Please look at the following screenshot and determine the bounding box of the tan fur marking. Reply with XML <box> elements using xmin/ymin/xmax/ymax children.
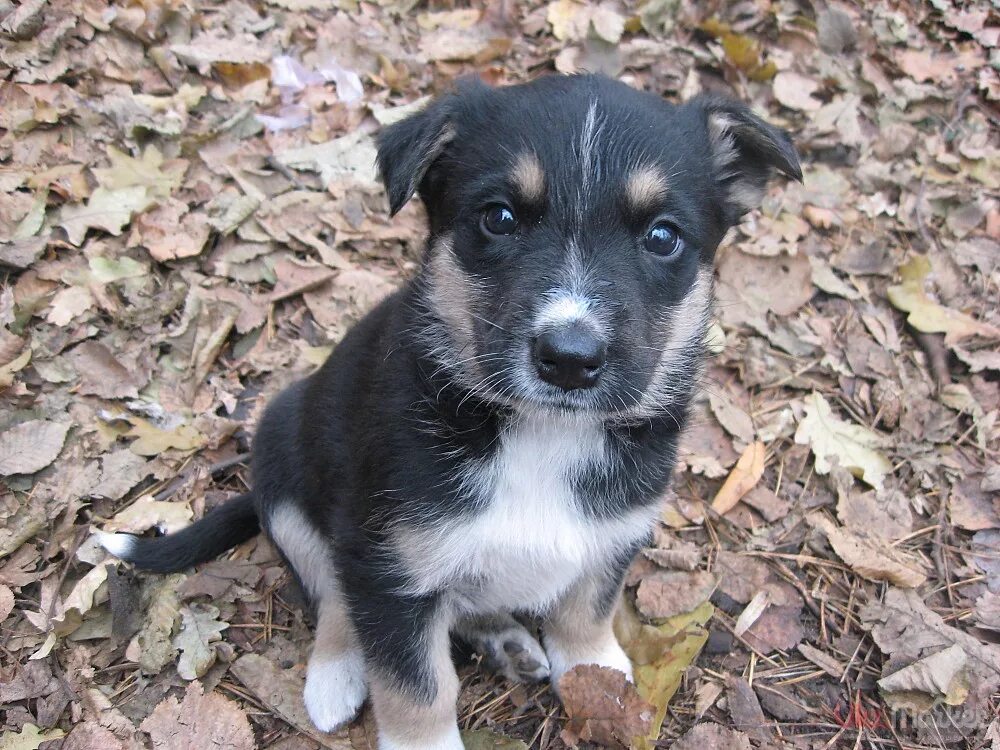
<box><xmin>511</xmin><ymin>151</ymin><xmax>545</xmax><ymax>202</ymax></box>
<box><xmin>369</xmin><ymin>613</ymin><xmax>462</xmax><ymax>749</ymax></box>
<box><xmin>426</xmin><ymin>235</ymin><xmax>481</xmax><ymax>372</ymax></box>
<box><xmin>625</xmin><ymin>166</ymin><xmax>669</xmax><ymax>211</ymax></box>
<box><xmin>311</xmin><ymin>594</ymin><xmax>359</xmax><ymax>661</ymax></box>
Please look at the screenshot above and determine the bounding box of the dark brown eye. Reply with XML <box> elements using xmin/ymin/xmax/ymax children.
<box><xmin>644</xmin><ymin>222</ymin><xmax>684</xmax><ymax>258</ymax></box>
<box><xmin>482</xmin><ymin>205</ymin><xmax>518</xmax><ymax>235</ymax></box>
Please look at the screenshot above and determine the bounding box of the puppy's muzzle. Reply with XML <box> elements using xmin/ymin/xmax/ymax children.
<box><xmin>533</xmin><ymin>324</ymin><xmax>607</xmax><ymax>391</ymax></box>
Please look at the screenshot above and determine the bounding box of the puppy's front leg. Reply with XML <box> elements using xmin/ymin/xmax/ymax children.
<box><xmin>366</xmin><ymin>603</ymin><xmax>463</xmax><ymax>750</ymax></box>
<box><xmin>542</xmin><ymin>575</ymin><xmax>632</xmax><ymax>692</ymax></box>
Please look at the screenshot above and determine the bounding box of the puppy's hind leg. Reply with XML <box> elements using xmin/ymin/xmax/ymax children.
<box><xmin>304</xmin><ymin>593</ymin><xmax>368</xmax><ymax>732</ymax></box>
<box><xmin>454</xmin><ymin>613</ymin><xmax>550</xmax><ymax>683</ymax></box>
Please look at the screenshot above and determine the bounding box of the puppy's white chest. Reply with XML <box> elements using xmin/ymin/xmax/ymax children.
<box><xmin>398</xmin><ymin>413</ymin><xmax>655</xmax><ymax>613</ymax></box>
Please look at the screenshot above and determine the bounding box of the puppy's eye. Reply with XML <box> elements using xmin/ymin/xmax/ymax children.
<box><xmin>644</xmin><ymin>222</ymin><xmax>684</xmax><ymax>258</ymax></box>
<box><xmin>482</xmin><ymin>205</ymin><xmax>518</xmax><ymax>235</ymax></box>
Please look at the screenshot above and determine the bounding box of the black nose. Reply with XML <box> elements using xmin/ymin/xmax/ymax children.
<box><xmin>533</xmin><ymin>325</ymin><xmax>607</xmax><ymax>391</ymax></box>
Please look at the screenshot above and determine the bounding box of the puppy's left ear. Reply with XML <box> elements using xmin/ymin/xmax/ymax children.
<box><xmin>376</xmin><ymin>97</ymin><xmax>456</xmax><ymax>216</ymax></box>
<box><xmin>689</xmin><ymin>95</ymin><xmax>802</xmax><ymax>221</ymax></box>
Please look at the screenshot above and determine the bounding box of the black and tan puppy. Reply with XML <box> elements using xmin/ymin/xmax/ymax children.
<box><xmin>98</xmin><ymin>74</ymin><xmax>800</xmax><ymax>749</ymax></box>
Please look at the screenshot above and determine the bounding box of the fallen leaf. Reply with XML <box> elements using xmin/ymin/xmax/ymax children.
<box><xmin>460</xmin><ymin>729</ymin><xmax>528</xmax><ymax>750</ymax></box>
<box><xmin>102</xmin><ymin>494</ymin><xmax>193</xmax><ymax>534</ymax></box>
<box><xmin>58</xmin><ymin>186</ymin><xmax>156</xmax><ymax>246</ymax></box>
<box><xmin>742</xmin><ymin>604</ymin><xmax>805</xmax><ymax>653</ymax></box>
<box><xmin>131</xmin><ymin>574</ymin><xmax>184</xmax><ymax>675</ymax></box>
<box><xmin>887</xmin><ymin>257</ymin><xmax>1000</xmax><ymax>344</ymax></box>
<box><xmin>772</xmin><ymin>72</ymin><xmax>823</xmax><ymax>111</ymax></box>
<box><xmin>140</xmin><ymin>680</ymin><xmax>254</xmax><ymax>750</ymax></box>
<box><xmin>672</xmin><ymin>722</ymin><xmax>751</xmax><ymax>750</ymax></box>
<box><xmin>636</xmin><ymin>571</ymin><xmax>717</xmax><ymax>619</ymax></box>
<box><xmin>711</xmin><ymin>441</ymin><xmax>766</xmax><ymax>515</ymax></box>
<box><xmin>794</xmin><ymin>392</ymin><xmax>892</xmax><ymax>490</ymax></box>
<box><xmin>67</xmin><ymin>340</ymin><xmax>150</xmax><ymax>399</ymax></box>
<box><xmin>125</xmin><ymin>417</ymin><xmax>206</xmax><ymax>457</ymax></box>
<box><xmin>861</xmin><ymin>588</ymin><xmax>1000</xmax><ymax>709</ymax></box>
<box><xmin>724</xmin><ymin>675</ymin><xmax>771</xmax><ymax>743</ymax></box>
<box><xmin>614</xmin><ymin>598</ymin><xmax>712</xmax><ymax>749</ymax></box>
<box><xmin>0</xmin><ymin>584</ymin><xmax>13</xmax><ymax>621</ymax></box>
<box><xmin>878</xmin><ymin>643</ymin><xmax>970</xmax><ymax>711</ymax></box>
<box><xmin>174</xmin><ymin>603</ymin><xmax>228</xmax><ymax>680</ymax></box>
<box><xmin>0</xmin><ymin>724</ymin><xmax>65</xmax><ymax>750</ymax></box>
<box><xmin>810</xmin><ymin>513</ymin><xmax>927</xmax><ymax>587</ymax></box>
<box><xmin>0</xmin><ymin>420</ymin><xmax>70</xmax><ymax>476</ymax></box>
<box><xmin>560</xmin><ymin>665</ymin><xmax>654</xmax><ymax>748</ymax></box>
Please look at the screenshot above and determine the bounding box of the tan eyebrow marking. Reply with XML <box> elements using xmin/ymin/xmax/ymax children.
<box><xmin>625</xmin><ymin>165</ymin><xmax>670</xmax><ymax>212</ymax></box>
<box><xmin>510</xmin><ymin>151</ymin><xmax>545</xmax><ymax>202</ymax></box>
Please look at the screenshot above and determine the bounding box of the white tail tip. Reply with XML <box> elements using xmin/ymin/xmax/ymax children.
<box><xmin>95</xmin><ymin>531</ymin><xmax>137</xmax><ymax>559</ymax></box>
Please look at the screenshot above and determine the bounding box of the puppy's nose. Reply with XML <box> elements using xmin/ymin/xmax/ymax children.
<box><xmin>533</xmin><ymin>325</ymin><xmax>607</xmax><ymax>391</ymax></box>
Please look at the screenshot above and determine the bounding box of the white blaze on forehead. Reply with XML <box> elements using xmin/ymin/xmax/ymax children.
<box><xmin>579</xmin><ymin>99</ymin><xmax>603</xmax><ymax>191</ymax></box>
<box><xmin>533</xmin><ymin>291</ymin><xmax>600</xmax><ymax>333</ymax></box>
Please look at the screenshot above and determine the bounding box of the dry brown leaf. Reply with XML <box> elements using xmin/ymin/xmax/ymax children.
<box><xmin>559</xmin><ymin>664</ymin><xmax>654</xmax><ymax>749</ymax></box>
<box><xmin>103</xmin><ymin>494</ymin><xmax>193</xmax><ymax>534</ymax></box>
<box><xmin>711</xmin><ymin>441</ymin><xmax>766</xmax><ymax>515</ymax></box>
<box><xmin>636</xmin><ymin>571</ymin><xmax>717</xmax><ymax>619</ymax></box>
<box><xmin>810</xmin><ymin>514</ymin><xmax>927</xmax><ymax>587</ymax></box>
<box><xmin>772</xmin><ymin>72</ymin><xmax>823</xmax><ymax>111</ymax></box>
<box><xmin>672</xmin><ymin>722</ymin><xmax>751</xmax><ymax>750</ymax></box>
<box><xmin>724</xmin><ymin>675</ymin><xmax>771</xmax><ymax>743</ymax></box>
<box><xmin>0</xmin><ymin>420</ymin><xmax>70</xmax><ymax>476</ymax></box>
<box><xmin>67</xmin><ymin>341</ymin><xmax>150</xmax><ymax>400</ymax></box>
<box><xmin>878</xmin><ymin>643</ymin><xmax>970</xmax><ymax>711</ymax></box>
<box><xmin>140</xmin><ymin>680</ymin><xmax>254</xmax><ymax>750</ymax></box>
<box><xmin>861</xmin><ymin>588</ymin><xmax>1000</xmax><ymax>710</ymax></box>
<box><xmin>231</xmin><ymin>654</ymin><xmax>353</xmax><ymax>748</ymax></box>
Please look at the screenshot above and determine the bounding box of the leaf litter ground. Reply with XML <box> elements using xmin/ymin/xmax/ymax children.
<box><xmin>1</xmin><ymin>0</ymin><xmax>999</xmax><ymax>748</ymax></box>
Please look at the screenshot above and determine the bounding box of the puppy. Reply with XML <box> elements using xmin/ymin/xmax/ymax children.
<box><xmin>98</xmin><ymin>74</ymin><xmax>800</xmax><ymax>750</ymax></box>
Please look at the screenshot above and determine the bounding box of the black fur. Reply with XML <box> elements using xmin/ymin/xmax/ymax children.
<box><xmin>105</xmin><ymin>74</ymin><xmax>800</xmax><ymax>738</ymax></box>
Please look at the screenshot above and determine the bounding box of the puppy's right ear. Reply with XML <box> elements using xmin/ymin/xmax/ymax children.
<box><xmin>376</xmin><ymin>98</ymin><xmax>456</xmax><ymax>216</ymax></box>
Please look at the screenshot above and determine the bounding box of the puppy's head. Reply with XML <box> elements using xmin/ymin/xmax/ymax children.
<box><xmin>378</xmin><ymin>75</ymin><xmax>800</xmax><ymax>417</ymax></box>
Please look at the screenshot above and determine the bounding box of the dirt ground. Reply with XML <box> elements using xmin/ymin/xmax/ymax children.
<box><xmin>1</xmin><ymin>0</ymin><xmax>999</xmax><ymax>748</ymax></box>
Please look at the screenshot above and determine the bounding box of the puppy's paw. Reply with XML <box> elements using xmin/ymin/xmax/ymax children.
<box><xmin>494</xmin><ymin>629</ymin><xmax>551</xmax><ymax>683</ymax></box>
<box><xmin>476</xmin><ymin>625</ymin><xmax>550</xmax><ymax>683</ymax></box>
<box><xmin>304</xmin><ymin>651</ymin><xmax>368</xmax><ymax>732</ymax></box>
<box><xmin>546</xmin><ymin>639</ymin><xmax>633</xmax><ymax>694</ymax></box>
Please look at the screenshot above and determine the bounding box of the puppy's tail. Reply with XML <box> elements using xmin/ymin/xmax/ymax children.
<box><xmin>96</xmin><ymin>493</ymin><xmax>259</xmax><ymax>573</ymax></box>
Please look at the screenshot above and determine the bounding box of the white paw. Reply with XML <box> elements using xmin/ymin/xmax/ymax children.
<box><xmin>378</xmin><ymin>723</ymin><xmax>463</xmax><ymax>750</ymax></box>
<box><xmin>478</xmin><ymin>626</ymin><xmax>551</xmax><ymax>683</ymax></box>
<box><xmin>304</xmin><ymin>652</ymin><xmax>368</xmax><ymax>732</ymax></box>
<box><xmin>546</xmin><ymin>639</ymin><xmax>633</xmax><ymax>693</ymax></box>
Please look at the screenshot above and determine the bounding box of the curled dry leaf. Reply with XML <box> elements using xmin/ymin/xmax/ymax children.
<box><xmin>711</xmin><ymin>441</ymin><xmax>766</xmax><ymax>515</ymax></box>
<box><xmin>861</xmin><ymin>587</ymin><xmax>1000</xmax><ymax>711</ymax></box>
<box><xmin>140</xmin><ymin>680</ymin><xmax>254</xmax><ymax>750</ymax></box>
<box><xmin>809</xmin><ymin>513</ymin><xmax>927</xmax><ymax>587</ymax></box>
<box><xmin>0</xmin><ymin>420</ymin><xmax>70</xmax><ymax>476</ymax></box>
<box><xmin>878</xmin><ymin>643</ymin><xmax>970</xmax><ymax>711</ymax></box>
<box><xmin>559</xmin><ymin>664</ymin><xmax>654</xmax><ymax>749</ymax></box>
